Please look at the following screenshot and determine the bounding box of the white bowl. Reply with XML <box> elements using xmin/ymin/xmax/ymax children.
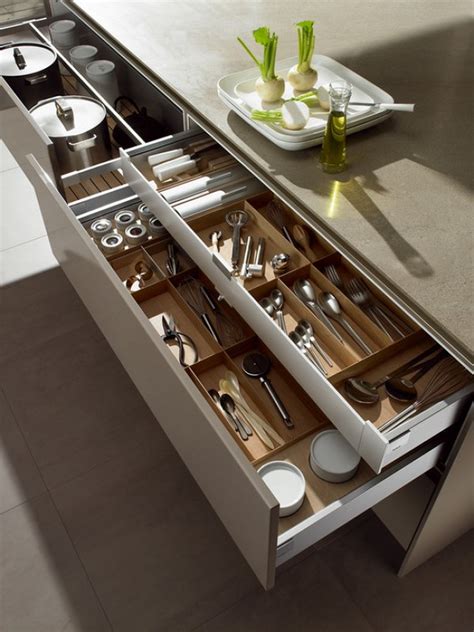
<box><xmin>257</xmin><ymin>461</ymin><xmax>306</xmax><ymax>517</ymax></box>
<box><xmin>310</xmin><ymin>429</ymin><xmax>360</xmax><ymax>483</ymax></box>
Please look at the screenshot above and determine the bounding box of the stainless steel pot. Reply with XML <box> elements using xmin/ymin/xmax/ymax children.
<box><xmin>0</xmin><ymin>42</ymin><xmax>62</xmax><ymax>109</ymax></box>
<box><xmin>29</xmin><ymin>95</ymin><xmax>112</xmax><ymax>172</ymax></box>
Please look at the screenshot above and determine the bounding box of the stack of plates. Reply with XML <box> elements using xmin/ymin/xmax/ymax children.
<box><xmin>310</xmin><ymin>429</ymin><xmax>361</xmax><ymax>483</ymax></box>
<box><xmin>217</xmin><ymin>54</ymin><xmax>393</xmax><ymax>151</ymax></box>
<box><xmin>257</xmin><ymin>461</ymin><xmax>306</xmax><ymax>517</ymax></box>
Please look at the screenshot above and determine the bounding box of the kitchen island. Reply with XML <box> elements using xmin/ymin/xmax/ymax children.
<box><xmin>64</xmin><ymin>0</ymin><xmax>473</xmax><ymax>369</ymax></box>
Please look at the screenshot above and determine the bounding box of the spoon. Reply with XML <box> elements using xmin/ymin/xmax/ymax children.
<box><xmin>296</xmin><ymin>319</ymin><xmax>334</xmax><ymax>367</ymax></box>
<box><xmin>292</xmin><ymin>225</ymin><xmax>318</xmax><ymax>260</ymax></box>
<box><xmin>259</xmin><ymin>297</ymin><xmax>275</xmax><ymax>320</ymax></box>
<box><xmin>293</xmin><ymin>279</ymin><xmax>343</xmax><ymax>342</ymax></box>
<box><xmin>209</xmin><ymin>230</ymin><xmax>222</xmax><ymax>253</ymax></box>
<box><xmin>208</xmin><ymin>388</ymin><xmax>240</xmax><ymax>434</ymax></box>
<box><xmin>294</xmin><ymin>325</ymin><xmax>328</xmax><ymax>375</ymax></box>
<box><xmin>384</xmin><ymin>351</ymin><xmax>446</xmax><ymax>403</ymax></box>
<box><xmin>224</xmin><ymin>371</ymin><xmax>284</xmax><ymax>445</ymax></box>
<box><xmin>318</xmin><ymin>292</ymin><xmax>372</xmax><ymax>355</ymax></box>
<box><xmin>243</xmin><ymin>352</ymin><xmax>294</xmax><ymax>429</ymax></box>
<box><xmin>220</xmin><ymin>393</ymin><xmax>250</xmax><ymax>440</ymax></box>
<box><xmin>343</xmin><ymin>346</ymin><xmax>443</xmax><ymax>405</ymax></box>
<box><xmin>219</xmin><ymin>378</ymin><xmax>274</xmax><ymax>448</ymax></box>
<box><xmin>270</xmin><ymin>288</ymin><xmax>287</xmax><ymax>334</ymax></box>
<box><xmin>225</xmin><ymin>210</ymin><xmax>248</xmax><ymax>272</ymax></box>
<box><xmin>289</xmin><ymin>331</ymin><xmax>325</xmax><ymax>374</ymax></box>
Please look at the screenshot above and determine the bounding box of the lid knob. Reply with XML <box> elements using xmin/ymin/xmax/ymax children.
<box><xmin>13</xmin><ymin>47</ymin><xmax>26</xmax><ymax>70</ymax></box>
<box><xmin>55</xmin><ymin>98</ymin><xmax>74</xmax><ymax>129</ymax></box>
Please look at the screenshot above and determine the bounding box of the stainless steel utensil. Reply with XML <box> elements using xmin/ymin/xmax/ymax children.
<box><xmin>350</xmin><ymin>102</ymin><xmax>415</xmax><ymax>111</ymax></box>
<box><xmin>247</xmin><ymin>237</ymin><xmax>266</xmax><ymax>278</ymax></box>
<box><xmin>225</xmin><ymin>210</ymin><xmax>248</xmax><ymax>273</ymax></box>
<box><xmin>294</xmin><ymin>325</ymin><xmax>329</xmax><ymax>375</ymax></box>
<box><xmin>165</xmin><ymin>242</ymin><xmax>180</xmax><ymax>276</ymax></box>
<box><xmin>199</xmin><ymin>284</ymin><xmax>245</xmax><ymax>347</ymax></box>
<box><xmin>243</xmin><ymin>352</ymin><xmax>294</xmax><ymax>428</ymax></box>
<box><xmin>209</xmin><ymin>230</ymin><xmax>222</xmax><ymax>253</ymax></box>
<box><xmin>293</xmin><ymin>278</ymin><xmax>343</xmax><ymax>342</ymax></box>
<box><xmin>292</xmin><ymin>225</ymin><xmax>318</xmax><ymax>260</ymax></box>
<box><xmin>350</xmin><ymin>277</ymin><xmax>408</xmax><ymax>337</ymax></box>
<box><xmin>265</xmin><ymin>199</ymin><xmax>294</xmax><ymax>244</ymax></box>
<box><xmin>289</xmin><ymin>331</ymin><xmax>325</xmax><ymax>374</ymax></box>
<box><xmin>271</xmin><ymin>253</ymin><xmax>290</xmax><ymax>275</ymax></box>
<box><xmin>220</xmin><ymin>394</ymin><xmax>250</xmax><ymax>440</ymax></box>
<box><xmin>240</xmin><ymin>235</ymin><xmax>253</xmax><ymax>278</ymax></box>
<box><xmin>208</xmin><ymin>388</ymin><xmax>246</xmax><ymax>439</ymax></box>
<box><xmin>296</xmin><ymin>319</ymin><xmax>334</xmax><ymax>367</ymax></box>
<box><xmin>269</xmin><ymin>288</ymin><xmax>287</xmax><ymax>334</ymax></box>
<box><xmin>259</xmin><ymin>297</ymin><xmax>275</xmax><ymax>320</ymax></box>
<box><xmin>346</xmin><ymin>278</ymin><xmax>394</xmax><ymax>339</ymax></box>
<box><xmin>318</xmin><ymin>292</ymin><xmax>373</xmax><ymax>355</ymax></box>
<box><xmin>178</xmin><ymin>278</ymin><xmax>221</xmax><ymax>345</ymax></box>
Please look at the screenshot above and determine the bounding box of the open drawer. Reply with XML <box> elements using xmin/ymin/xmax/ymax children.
<box><xmin>116</xmin><ymin>147</ymin><xmax>472</xmax><ymax>473</ymax></box>
<box><xmin>24</xmin><ymin>153</ymin><xmax>463</xmax><ymax>591</ymax></box>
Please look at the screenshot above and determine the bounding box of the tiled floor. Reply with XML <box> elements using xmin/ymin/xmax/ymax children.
<box><xmin>0</xmin><ymin>139</ymin><xmax>473</xmax><ymax>631</ymax></box>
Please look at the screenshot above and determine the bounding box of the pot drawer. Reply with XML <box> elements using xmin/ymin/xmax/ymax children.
<box><xmin>23</xmin><ymin>153</ymin><xmax>458</xmax><ymax>592</ymax></box>
<box><xmin>117</xmin><ymin>147</ymin><xmax>473</xmax><ymax>473</ymax></box>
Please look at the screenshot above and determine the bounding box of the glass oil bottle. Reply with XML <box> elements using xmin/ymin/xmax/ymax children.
<box><xmin>320</xmin><ymin>81</ymin><xmax>352</xmax><ymax>173</ymax></box>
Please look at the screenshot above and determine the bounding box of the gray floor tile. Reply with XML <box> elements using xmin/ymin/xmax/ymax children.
<box><xmin>194</xmin><ymin>548</ymin><xmax>373</xmax><ymax>632</ymax></box>
<box><xmin>0</xmin><ymin>166</ymin><xmax>47</xmax><ymax>251</ymax></box>
<box><xmin>319</xmin><ymin>514</ymin><xmax>474</xmax><ymax>632</ymax></box>
<box><xmin>0</xmin><ymin>388</ymin><xmax>45</xmax><ymax>514</ymax></box>
<box><xmin>51</xmin><ymin>432</ymin><xmax>259</xmax><ymax>632</ymax></box>
<box><xmin>1</xmin><ymin>323</ymin><xmax>157</xmax><ymax>489</ymax></box>
<box><xmin>0</xmin><ymin>494</ymin><xmax>110</xmax><ymax>632</ymax></box>
<box><xmin>0</xmin><ymin>266</ymin><xmax>91</xmax><ymax>364</ymax></box>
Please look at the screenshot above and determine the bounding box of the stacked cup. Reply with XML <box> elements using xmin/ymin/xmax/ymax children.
<box><xmin>49</xmin><ymin>20</ymin><xmax>79</xmax><ymax>74</ymax></box>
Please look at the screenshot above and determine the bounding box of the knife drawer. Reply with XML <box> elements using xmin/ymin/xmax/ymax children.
<box><xmin>24</xmin><ymin>153</ymin><xmax>464</xmax><ymax>591</ymax></box>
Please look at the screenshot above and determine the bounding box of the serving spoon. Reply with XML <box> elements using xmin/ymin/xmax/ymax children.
<box><xmin>293</xmin><ymin>278</ymin><xmax>343</xmax><ymax>342</ymax></box>
<box><xmin>270</xmin><ymin>288</ymin><xmax>287</xmax><ymax>333</ymax></box>
<box><xmin>318</xmin><ymin>292</ymin><xmax>372</xmax><ymax>355</ymax></box>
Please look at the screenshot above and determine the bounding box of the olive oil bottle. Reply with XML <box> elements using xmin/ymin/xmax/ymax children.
<box><xmin>320</xmin><ymin>81</ymin><xmax>352</xmax><ymax>173</ymax></box>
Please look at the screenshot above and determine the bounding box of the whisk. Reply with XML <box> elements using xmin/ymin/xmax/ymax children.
<box><xmin>379</xmin><ymin>357</ymin><xmax>472</xmax><ymax>433</ymax></box>
<box><xmin>178</xmin><ymin>278</ymin><xmax>245</xmax><ymax>347</ymax></box>
<box><xmin>265</xmin><ymin>199</ymin><xmax>294</xmax><ymax>245</ymax></box>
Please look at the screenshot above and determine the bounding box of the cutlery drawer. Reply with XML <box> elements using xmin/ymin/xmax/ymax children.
<box><xmin>117</xmin><ymin>147</ymin><xmax>473</xmax><ymax>473</ymax></box>
<box><xmin>24</xmin><ymin>154</ymin><xmax>461</xmax><ymax>591</ymax></box>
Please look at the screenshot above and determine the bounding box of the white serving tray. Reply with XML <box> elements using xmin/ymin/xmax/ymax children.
<box><xmin>217</xmin><ymin>55</ymin><xmax>394</xmax><ymax>151</ymax></box>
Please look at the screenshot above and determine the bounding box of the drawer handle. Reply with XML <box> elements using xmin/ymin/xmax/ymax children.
<box><xmin>25</xmin><ymin>73</ymin><xmax>48</xmax><ymax>85</ymax></box>
<box><xmin>67</xmin><ymin>134</ymin><xmax>97</xmax><ymax>152</ymax></box>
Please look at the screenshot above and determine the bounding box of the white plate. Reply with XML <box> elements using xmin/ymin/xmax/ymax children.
<box><xmin>310</xmin><ymin>429</ymin><xmax>361</xmax><ymax>483</ymax></box>
<box><xmin>217</xmin><ymin>55</ymin><xmax>393</xmax><ymax>151</ymax></box>
<box><xmin>257</xmin><ymin>460</ymin><xmax>306</xmax><ymax>517</ymax></box>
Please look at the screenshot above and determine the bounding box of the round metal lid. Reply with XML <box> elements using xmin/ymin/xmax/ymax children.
<box><xmin>29</xmin><ymin>96</ymin><xmax>107</xmax><ymax>137</ymax></box>
<box><xmin>0</xmin><ymin>43</ymin><xmax>56</xmax><ymax>77</ymax></box>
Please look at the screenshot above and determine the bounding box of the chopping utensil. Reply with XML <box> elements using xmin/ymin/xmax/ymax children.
<box><xmin>220</xmin><ymin>394</ymin><xmax>250</xmax><ymax>440</ymax></box>
<box><xmin>292</xmin><ymin>225</ymin><xmax>318</xmax><ymax>260</ymax></box>
<box><xmin>161</xmin><ymin>313</ymin><xmax>198</xmax><ymax>367</ymax></box>
<box><xmin>296</xmin><ymin>319</ymin><xmax>333</xmax><ymax>367</ymax></box>
<box><xmin>269</xmin><ymin>288</ymin><xmax>287</xmax><ymax>334</ymax></box>
<box><xmin>243</xmin><ymin>352</ymin><xmax>294</xmax><ymax>429</ymax></box>
<box><xmin>318</xmin><ymin>292</ymin><xmax>373</xmax><ymax>355</ymax></box>
<box><xmin>293</xmin><ymin>278</ymin><xmax>343</xmax><ymax>342</ymax></box>
<box><xmin>209</xmin><ymin>230</ymin><xmax>223</xmax><ymax>253</ymax></box>
<box><xmin>271</xmin><ymin>253</ymin><xmax>290</xmax><ymax>275</ymax></box>
<box><xmin>379</xmin><ymin>358</ymin><xmax>471</xmax><ymax>433</ymax></box>
<box><xmin>265</xmin><ymin>199</ymin><xmax>294</xmax><ymax>244</ymax></box>
<box><xmin>289</xmin><ymin>331</ymin><xmax>325</xmax><ymax>374</ymax></box>
<box><xmin>225</xmin><ymin>210</ymin><xmax>248</xmax><ymax>273</ymax></box>
<box><xmin>344</xmin><ymin>345</ymin><xmax>439</xmax><ymax>405</ymax></box>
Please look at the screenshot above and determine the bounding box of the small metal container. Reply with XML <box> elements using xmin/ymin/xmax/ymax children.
<box><xmin>137</xmin><ymin>202</ymin><xmax>153</xmax><ymax>223</ymax></box>
<box><xmin>114</xmin><ymin>209</ymin><xmax>136</xmax><ymax>232</ymax></box>
<box><xmin>148</xmin><ymin>216</ymin><xmax>163</xmax><ymax>236</ymax></box>
<box><xmin>100</xmin><ymin>232</ymin><xmax>123</xmax><ymax>255</ymax></box>
<box><xmin>0</xmin><ymin>42</ymin><xmax>62</xmax><ymax>109</ymax></box>
<box><xmin>90</xmin><ymin>217</ymin><xmax>113</xmax><ymax>241</ymax></box>
<box><xmin>125</xmin><ymin>223</ymin><xmax>148</xmax><ymax>246</ymax></box>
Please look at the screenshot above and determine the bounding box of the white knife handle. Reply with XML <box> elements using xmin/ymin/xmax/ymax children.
<box><xmin>148</xmin><ymin>148</ymin><xmax>184</xmax><ymax>166</ymax></box>
<box><xmin>161</xmin><ymin>170</ymin><xmax>232</xmax><ymax>203</ymax></box>
<box><xmin>154</xmin><ymin>158</ymin><xmax>196</xmax><ymax>182</ymax></box>
<box><xmin>383</xmin><ymin>103</ymin><xmax>415</xmax><ymax>112</ymax></box>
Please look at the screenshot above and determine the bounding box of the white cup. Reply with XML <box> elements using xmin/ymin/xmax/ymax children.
<box><xmin>86</xmin><ymin>59</ymin><xmax>120</xmax><ymax>106</ymax></box>
<box><xmin>70</xmin><ymin>45</ymin><xmax>98</xmax><ymax>93</ymax></box>
<box><xmin>49</xmin><ymin>19</ymin><xmax>78</xmax><ymax>48</ymax></box>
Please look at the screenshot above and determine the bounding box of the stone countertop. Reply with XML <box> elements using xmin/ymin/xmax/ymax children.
<box><xmin>68</xmin><ymin>0</ymin><xmax>473</xmax><ymax>367</ymax></box>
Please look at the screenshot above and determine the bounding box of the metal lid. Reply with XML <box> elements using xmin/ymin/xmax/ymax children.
<box><xmin>0</xmin><ymin>42</ymin><xmax>56</xmax><ymax>77</ymax></box>
<box><xmin>29</xmin><ymin>96</ymin><xmax>107</xmax><ymax>138</ymax></box>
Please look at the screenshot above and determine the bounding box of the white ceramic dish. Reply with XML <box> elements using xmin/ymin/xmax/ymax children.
<box><xmin>257</xmin><ymin>461</ymin><xmax>306</xmax><ymax>517</ymax></box>
<box><xmin>310</xmin><ymin>429</ymin><xmax>361</xmax><ymax>483</ymax></box>
<box><xmin>217</xmin><ymin>55</ymin><xmax>394</xmax><ymax>151</ymax></box>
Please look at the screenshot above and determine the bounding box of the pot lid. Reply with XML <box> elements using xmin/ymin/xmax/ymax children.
<box><xmin>0</xmin><ymin>43</ymin><xmax>56</xmax><ymax>77</ymax></box>
<box><xmin>29</xmin><ymin>96</ymin><xmax>107</xmax><ymax>137</ymax></box>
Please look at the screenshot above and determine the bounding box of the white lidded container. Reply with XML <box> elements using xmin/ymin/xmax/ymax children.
<box><xmin>49</xmin><ymin>19</ymin><xmax>78</xmax><ymax>48</ymax></box>
<box><xmin>257</xmin><ymin>461</ymin><xmax>306</xmax><ymax>517</ymax></box>
<box><xmin>70</xmin><ymin>45</ymin><xmax>98</xmax><ymax>72</ymax></box>
<box><xmin>86</xmin><ymin>59</ymin><xmax>119</xmax><ymax>106</ymax></box>
<box><xmin>310</xmin><ymin>429</ymin><xmax>361</xmax><ymax>483</ymax></box>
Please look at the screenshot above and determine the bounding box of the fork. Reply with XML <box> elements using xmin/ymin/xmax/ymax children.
<box><xmin>349</xmin><ymin>278</ymin><xmax>407</xmax><ymax>337</ymax></box>
<box><xmin>324</xmin><ymin>264</ymin><xmax>345</xmax><ymax>291</ymax></box>
<box><xmin>346</xmin><ymin>279</ymin><xmax>394</xmax><ymax>339</ymax></box>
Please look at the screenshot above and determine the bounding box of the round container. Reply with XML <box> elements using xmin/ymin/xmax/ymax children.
<box><xmin>100</xmin><ymin>232</ymin><xmax>123</xmax><ymax>255</ymax></box>
<box><xmin>148</xmin><ymin>216</ymin><xmax>163</xmax><ymax>236</ymax></box>
<box><xmin>90</xmin><ymin>217</ymin><xmax>113</xmax><ymax>241</ymax></box>
<box><xmin>70</xmin><ymin>44</ymin><xmax>98</xmax><ymax>72</ymax></box>
<box><xmin>49</xmin><ymin>20</ymin><xmax>78</xmax><ymax>48</ymax></box>
<box><xmin>0</xmin><ymin>42</ymin><xmax>62</xmax><ymax>109</ymax></box>
<box><xmin>309</xmin><ymin>429</ymin><xmax>361</xmax><ymax>483</ymax></box>
<box><xmin>114</xmin><ymin>210</ymin><xmax>136</xmax><ymax>232</ymax></box>
<box><xmin>257</xmin><ymin>461</ymin><xmax>305</xmax><ymax>517</ymax></box>
<box><xmin>86</xmin><ymin>59</ymin><xmax>119</xmax><ymax>105</ymax></box>
<box><xmin>137</xmin><ymin>202</ymin><xmax>153</xmax><ymax>223</ymax></box>
<box><xmin>29</xmin><ymin>95</ymin><xmax>111</xmax><ymax>171</ymax></box>
<box><xmin>125</xmin><ymin>223</ymin><xmax>148</xmax><ymax>246</ymax></box>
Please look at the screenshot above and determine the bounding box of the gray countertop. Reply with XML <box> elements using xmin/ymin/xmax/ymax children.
<box><xmin>69</xmin><ymin>0</ymin><xmax>473</xmax><ymax>367</ymax></box>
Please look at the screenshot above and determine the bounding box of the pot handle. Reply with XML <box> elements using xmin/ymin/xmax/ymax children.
<box><xmin>13</xmin><ymin>47</ymin><xmax>26</xmax><ymax>70</ymax></box>
<box><xmin>25</xmin><ymin>73</ymin><xmax>48</xmax><ymax>85</ymax></box>
<box><xmin>67</xmin><ymin>134</ymin><xmax>97</xmax><ymax>152</ymax></box>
